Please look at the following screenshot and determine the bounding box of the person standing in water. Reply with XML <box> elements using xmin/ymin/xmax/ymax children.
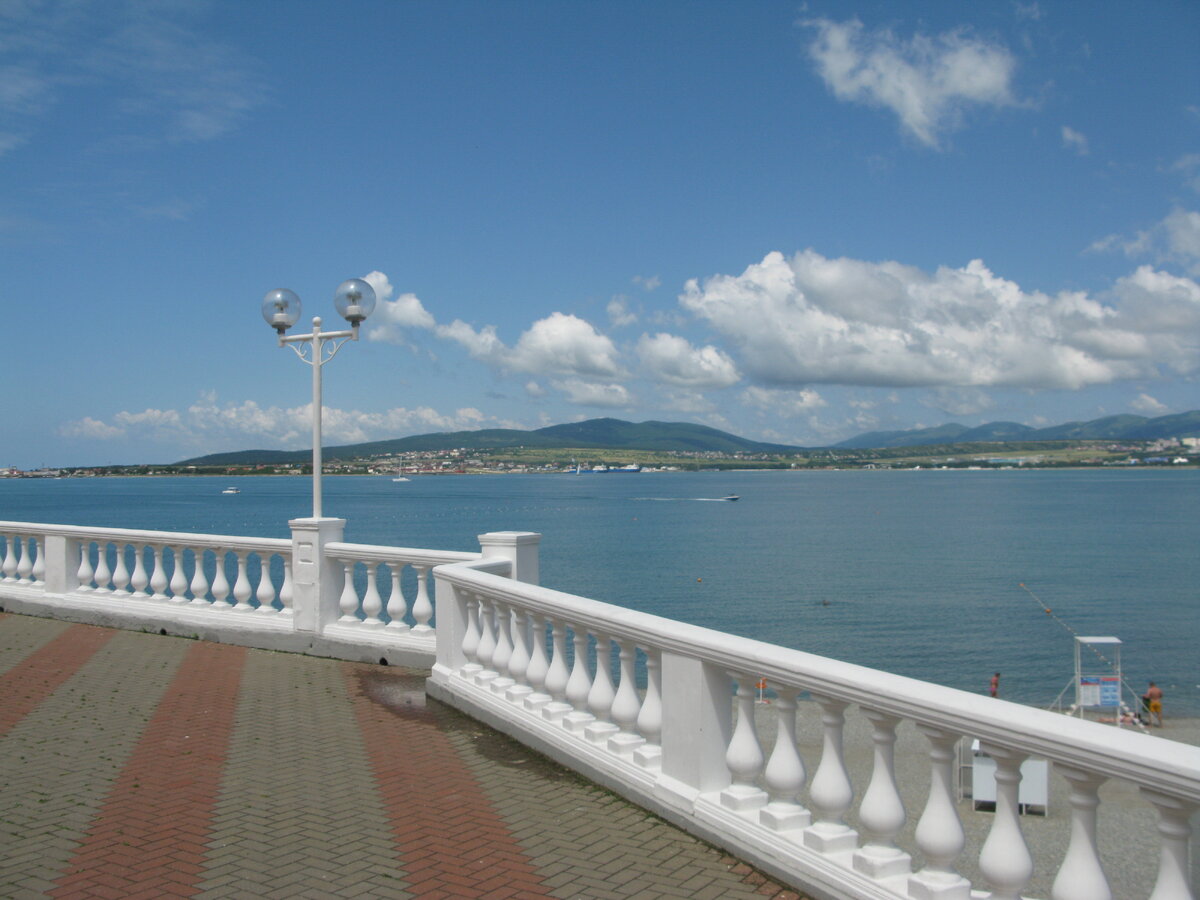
<box><xmin>990</xmin><ymin>672</ymin><xmax>1000</xmax><ymax>698</ymax></box>
<box><xmin>1144</xmin><ymin>682</ymin><xmax>1164</xmax><ymax>726</ymax></box>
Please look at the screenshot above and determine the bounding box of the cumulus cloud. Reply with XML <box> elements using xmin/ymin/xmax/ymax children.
<box><xmin>59</xmin><ymin>396</ymin><xmax>503</xmax><ymax>451</ymax></box>
<box><xmin>1061</xmin><ymin>125</ymin><xmax>1089</xmax><ymax>155</ymax></box>
<box><xmin>680</xmin><ymin>249</ymin><xmax>1200</xmax><ymax>392</ymax></box>
<box><xmin>1131</xmin><ymin>393</ymin><xmax>1168</xmax><ymax>414</ymax></box>
<box><xmin>438</xmin><ymin>312</ymin><xmax>623</xmax><ymax>379</ymax></box>
<box><xmin>636</xmin><ymin>333</ymin><xmax>741</xmax><ymax>389</ymax></box>
<box><xmin>607</xmin><ymin>297</ymin><xmax>637</xmax><ymax>327</ymax></box>
<box><xmin>363</xmin><ymin>270</ymin><xmax>437</xmax><ymax>344</ymax></box>
<box><xmin>551</xmin><ymin>379</ymin><xmax>632</xmax><ymax>407</ymax></box>
<box><xmin>803</xmin><ymin>18</ymin><xmax>1018</xmax><ymax>148</ymax></box>
<box><xmin>741</xmin><ymin>386</ymin><xmax>826</xmax><ymax>417</ymax></box>
<box><xmin>1089</xmin><ymin>208</ymin><xmax>1200</xmax><ymax>275</ymax></box>
<box><xmin>633</xmin><ymin>275</ymin><xmax>661</xmax><ymax>292</ymax></box>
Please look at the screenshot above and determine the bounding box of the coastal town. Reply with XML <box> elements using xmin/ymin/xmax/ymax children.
<box><xmin>5</xmin><ymin>435</ymin><xmax>1197</xmax><ymax>479</ymax></box>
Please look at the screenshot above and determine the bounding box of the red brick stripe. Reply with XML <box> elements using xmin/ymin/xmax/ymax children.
<box><xmin>51</xmin><ymin>641</ymin><xmax>248</xmax><ymax>900</ymax></box>
<box><xmin>0</xmin><ymin>623</ymin><xmax>116</xmax><ymax>739</ymax></box>
<box><xmin>347</xmin><ymin>665</ymin><xmax>553</xmax><ymax>899</ymax></box>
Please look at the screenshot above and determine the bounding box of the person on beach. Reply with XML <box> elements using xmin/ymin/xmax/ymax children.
<box><xmin>990</xmin><ymin>672</ymin><xmax>1000</xmax><ymax>698</ymax></box>
<box><xmin>1143</xmin><ymin>682</ymin><xmax>1164</xmax><ymax>726</ymax></box>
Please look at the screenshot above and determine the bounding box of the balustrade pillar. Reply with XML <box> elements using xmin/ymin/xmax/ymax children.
<box><xmin>337</xmin><ymin>560</ymin><xmax>359</xmax><ymax>621</ymax></box>
<box><xmin>232</xmin><ymin>551</ymin><xmax>253</xmax><ymax>610</ymax></box>
<box><xmin>584</xmin><ymin>635</ymin><xmax>619</xmax><ymax>744</ymax></box>
<box><xmin>522</xmin><ymin>612</ymin><xmax>552</xmax><ymax>713</ymax></box>
<box><xmin>411</xmin><ymin>565</ymin><xmax>433</xmax><ymax>632</ymax></box>
<box><xmin>384</xmin><ymin>563</ymin><xmax>408</xmax><ymax>629</ymax></box>
<box><xmin>255</xmin><ymin>554</ymin><xmax>278</xmax><ymax>613</ymax></box>
<box><xmin>721</xmin><ymin>672</ymin><xmax>768</xmax><ymax>812</ymax></box>
<box><xmin>169</xmin><ymin>546</ymin><xmax>189</xmax><ymax>603</ymax></box>
<box><xmin>474</xmin><ymin>595</ymin><xmax>498</xmax><ymax>686</ymax></box>
<box><xmin>633</xmin><ymin>648</ymin><xmax>663</xmax><ymax>770</ymax></box>
<box><xmin>539</xmin><ymin>618</ymin><xmax>573</xmax><ymax>722</ymax></box>
<box><xmin>130</xmin><ymin>544</ymin><xmax>149</xmax><ymax>597</ymax></box>
<box><xmin>0</xmin><ymin>534</ymin><xmax>15</xmax><ymax>581</ymax></box>
<box><xmin>1140</xmin><ymin>789</ymin><xmax>1196</xmax><ymax>900</ymax></box>
<box><xmin>1051</xmin><ymin>766</ymin><xmax>1111</xmax><ymax>900</ymax></box>
<box><xmin>94</xmin><ymin>542</ymin><xmax>112</xmax><ymax>592</ymax></box>
<box><xmin>489</xmin><ymin>600</ymin><xmax>516</xmax><ymax>694</ymax></box>
<box><xmin>360</xmin><ymin>563</ymin><xmax>383</xmax><ymax>625</ymax></box>
<box><xmin>288</xmin><ymin>516</ymin><xmax>346</xmax><ymax>634</ymax></box>
<box><xmin>149</xmin><ymin>545</ymin><xmax>168</xmax><ymax>599</ymax></box>
<box><xmin>607</xmin><ymin>639</ymin><xmax>645</xmax><ymax>757</ymax></box>
<box><xmin>188</xmin><ymin>547</ymin><xmax>209</xmax><ymax>604</ymax></box>
<box><xmin>853</xmin><ymin>710</ymin><xmax>911</xmax><ymax>879</ymax></box>
<box><xmin>76</xmin><ymin>541</ymin><xmax>95</xmax><ymax>591</ymax></box>
<box><xmin>503</xmin><ymin>607</ymin><xmax>532</xmax><ymax>703</ymax></box>
<box><xmin>977</xmin><ymin>743</ymin><xmax>1033</xmax><ymax>900</ymax></box>
<box><xmin>909</xmin><ymin>726</ymin><xmax>971</xmax><ymax>899</ymax></box>
<box><xmin>803</xmin><ymin>695</ymin><xmax>858</xmax><ymax>854</ymax></box>
<box><xmin>30</xmin><ymin>537</ymin><xmax>45</xmax><ymax>585</ymax></box>
<box><xmin>210</xmin><ymin>551</ymin><xmax>231</xmax><ymax>608</ymax></box>
<box><xmin>562</xmin><ymin>625</ymin><xmax>595</xmax><ymax>734</ymax></box>
<box><xmin>16</xmin><ymin>536</ymin><xmax>34</xmax><ymax>583</ymax></box>
<box><xmin>760</xmin><ymin>687</ymin><xmax>810</xmax><ymax>831</ymax></box>
<box><xmin>459</xmin><ymin>591</ymin><xmax>482</xmax><ymax>678</ymax></box>
<box><xmin>111</xmin><ymin>543</ymin><xmax>130</xmax><ymax>593</ymax></box>
<box><xmin>278</xmin><ymin>556</ymin><xmax>294</xmax><ymax>614</ymax></box>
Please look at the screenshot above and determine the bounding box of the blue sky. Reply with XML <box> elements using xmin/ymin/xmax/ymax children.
<box><xmin>2</xmin><ymin>0</ymin><xmax>1198</xmax><ymax>468</ymax></box>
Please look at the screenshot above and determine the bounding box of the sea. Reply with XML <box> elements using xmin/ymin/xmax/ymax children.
<box><xmin>2</xmin><ymin>468</ymin><xmax>1197</xmax><ymax>715</ymax></box>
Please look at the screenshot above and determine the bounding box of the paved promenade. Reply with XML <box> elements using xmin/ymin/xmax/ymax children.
<box><xmin>0</xmin><ymin>613</ymin><xmax>808</xmax><ymax>900</ymax></box>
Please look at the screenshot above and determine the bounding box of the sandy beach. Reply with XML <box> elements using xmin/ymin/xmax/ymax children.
<box><xmin>748</xmin><ymin>700</ymin><xmax>1198</xmax><ymax>900</ymax></box>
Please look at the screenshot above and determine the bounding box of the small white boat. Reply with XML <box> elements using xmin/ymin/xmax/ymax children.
<box><xmin>221</xmin><ymin>487</ymin><xmax>241</xmax><ymax>494</ymax></box>
<box><xmin>392</xmin><ymin>476</ymin><xmax>410</xmax><ymax>482</ymax></box>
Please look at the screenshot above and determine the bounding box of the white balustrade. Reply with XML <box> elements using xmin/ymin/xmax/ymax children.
<box><xmin>804</xmin><ymin>695</ymin><xmax>858</xmax><ymax>854</ymax></box>
<box><xmin>562</xmin><ymin>624</ymin><xmax>595</xmax><ymax>734</ymax></box>
<box><xmin>1051</xmin><ymin>766</ymin><xmax>1110</xmax><ymax>900</ymax></box>
<box><xmin>853</xmin><ymin>709</ymin><xmax>910</xmax><ymax>879</ymax></box>
<box><xmin>977</xmin><ymin>743</ymin><xmax>1034</xmax><ymax>900</ymax></box>
<box><xmin>607</xmin><ymin>639</ymin><xmax>644</xmax><ymax>757</ymax></box>
<box><xmin>909</xmin><ymin>725</ymin><xmax>971</xmax><ymax>899</ymax></box>
<box><xmin>583</xmin><ymin>634</ymin><xmax>618</xmax><ymax>744</ymax></box>
<box><xmin>721</xmin><ymin>672</ymin><xmax>768</xmax><ymax>811</ymax></box>
<box><xmin>759</xmin><ymin>685</ymin><xmax>810</xmax><ymax>831</ymax></box>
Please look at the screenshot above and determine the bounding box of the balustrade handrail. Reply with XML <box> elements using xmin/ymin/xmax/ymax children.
<box><xmin>324</xmin><ymin>541</ymin><xmax>481</xmax><ymax>568</ymax></box>
<box><xmin>0</xmin><ymin>520</ymin><xmax>292</xmax><ymax>554</ymax></box>
<box><xmin>437</xmin><ymin>562</ymin><xmax>1200</xmax><ymax>804</ymax></box>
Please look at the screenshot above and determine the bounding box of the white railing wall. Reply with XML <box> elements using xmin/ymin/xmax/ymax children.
<box><xmin>0</xmin><ymin>520</ymin><xmax>511</xmax><ymax>666</ymax></box>
<box><xmin>427</xmin><ymin>563</ymin><xmax>1200</xmax><ymax>900</ymax></box>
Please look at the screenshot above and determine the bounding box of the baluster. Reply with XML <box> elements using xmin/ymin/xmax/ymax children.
<box><xmin>360</xmin><ymin>563</ymin><xmax>383</xmax><ymax>625</ymax></box>
<box><xmin>111</xmin><ymin>543</ymin><xmax>130</xmax><ymax>594</ymax></box>
<box><xmin>149</xmin><ymin>545</ymin><xmax>169</xmax><ymax>600</ymax></box>
<box><xmin>583</xmin><ymin>634</ymin><xmax>619</xmax><ymax>744</ymax></box>
<box><xmin>504</xmin><ymin>608</ymin><xmax>532</xmax><ymax>703</ymax></box>
<box><xmin>0</xmin><ymin>534</ymin><xmax>11</xmax><ymax>581</ymax></box>
<box><xmin>540</xmin><ymin>618</ymin><xmax>573</xmax><ymax>723</ymax></box>
<box><xmin>460</xmin><ymin>592</ymin><xmax>482</xmax><ymax>678</ymax></box>
<box><xmin>853</xmin><ymin>710</ymin><xmax>911</xmax><ymax>879</ymax></box>
<box><xmin>232</xmin><ymin>551</ymin><xmax>253</xmax><ymax>610</ymax></box>
<box><xmin>1140</xmin><ymin>789</ymin><xmax>1196</xmax><ymax>900</ymax></box>
<box><xmin>977</xmin><ymin>744</ymin><xmax>1033</xmax><ymax>900</ymax></box>
<box><xmin>607</xmin><ymin>638</ymin><xmax>644</xmax><ymax>757</ymax></box>
<box><xmin>168</xmin><ymin>546</ymin><xmax>189</xmax><ymax>602</ymax></box>
<box><xmin>278</xmin><ymin>556</ymin><xmax>294</xmax><ymax>615</ymax></box>
<box><xmin>562</xmin><ymin>624</ymin><xmax>595</xmax><ymax>734</ymax></box>
<box><xmin>31</xmin><ymin>537</ymin><xmax>45</xmax><ymax>584</ymax></box>
<box><xmin>411</xmin><ymin>565</ymin><xmax>433</xmax><ymax>632</ymax></box>
<box><xmin>474</xmin><ymin>595</ymin><xmax>498</xmax><ymax>686</ymax></box>
<box><xmin>210</xmin><ymin>551</ymin><xmax>231</xmax><ymax>608</ymax></box>
<box><xmin>721</xmin><ymin>672</ymin><xmax>768</xmax><ymax>811</ymax></box>
<box><xmin>522</xmin><ymin>611</ymin><xmax>551</xmax><ymax>712</ymax></box>
<box><xmin>17</xmin><ymin>536</ymin><xmax>35</xmax><ymax>583</ymax></box>
<box><xmin>760</xmin><ymin>686</ymin><xmax>810</xmax><ymax>830</ymax></box>
<box><xmin>384</xmin><ymin>563</ymin><xmax>408</xmax><ymax>629</ymax></box>
<box><xmin>130</xmin><ymin>544</ymin><xmax>149</xmax><ymax>597</ymax></box>
<box><xmin>76</xmin><ymin>541</ymin><xmax>95</xmax><ymax>591</ymax></box>
<box><xmin>255</xmin><ymin>553</ymin><xmax>277</xmax><ymax>613</ymax></box>
<box><xmin>633</xmin><ymin>648</ymin><xmax>663</xmax><ymax>769</ymax></box>
<box><xmin>909</xmin><ymin>726</ymin><xmax>971</xmax><ymax>899</ymax></box>
<box><xmin>489</xmin><ymin>600</ymin><xmax>515</xmax><ymax>694</ymax></box>
<box><xmin>803</xmin><ymin>695</ymin><xmax>858</xmax><ymax>853</ymax></box>
<box><xmin>93</xmin><ymin>542</ymin><xmax>112</xmax><ymax>592</ymax></box>
<box><xmin>337</xmin><ymin>559</ymin><xmax>359</xmax><ymax>621</ymax></box>
<box><xmin>1051</xmin><ymin>766</ymin><xmax>1111</xmax><ymax>900</ymax></box>
<box><xmin>189</xmin><ymin>547</ymin><xmax>210</xmax><ymax>604</ymax></box>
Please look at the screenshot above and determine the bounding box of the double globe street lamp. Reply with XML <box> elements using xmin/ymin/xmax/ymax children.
<box><xmin>261</xmin><ymin>278</ymin><xmax>377</xmax><ymax>519</ymax></box>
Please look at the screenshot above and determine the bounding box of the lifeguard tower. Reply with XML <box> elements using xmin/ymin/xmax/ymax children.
<box><xmin>1057</xmin><ymin>636</ymin><xmax>1145</xmax><ymax>729</ymax></box>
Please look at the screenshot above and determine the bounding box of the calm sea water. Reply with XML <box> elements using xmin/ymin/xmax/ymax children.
<box><xmin>3</xmin><ymin>469</ymin><xmax>1197</xmax><ymax>714</ymax></box>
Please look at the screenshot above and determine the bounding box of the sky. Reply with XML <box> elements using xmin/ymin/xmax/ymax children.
<box><xmin>2</xmin><ymin>0</ymin><xmax>1198</xmax><ymax>468</ymax></box>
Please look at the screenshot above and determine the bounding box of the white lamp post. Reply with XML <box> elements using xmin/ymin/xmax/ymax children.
<box><xmin>262</xmin><ymin>278</ymin><xmax>376</xmax><ymax>519</ymax></box>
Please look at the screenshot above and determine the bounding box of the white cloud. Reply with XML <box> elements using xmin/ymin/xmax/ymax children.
<box><xmin>1061</xmin><ymin>125</ymin><xmax>1089</xmax><ymax>155</ymax></box>
<box><xmin>680</xmin><ymin>249</ymin><xmax>1200</xmax><ymax>392</ymax></box>
<box><xmin>551</xmin><ymin>379</ymin><xmax>632</xmax><ymax>407</ymax></box>
<box><xmin>58</xmin><ymin>417</ymin><xmax>126</xmax><ymax>440</ymax></box>
<box><xmin>1131</xmin><ymin>393</ymin><xmax>1168</xmax><ymax>415</ymax></box>
<box><xmin>636</xmin><ymin>333</ymin><xmax>740</xmax><ymax>389</ymax></box>
<box><xmin>607</xmin><ymin>297</ymin><xmax>637</xmax><ymax>327</ymax></box>
<box><xmin>803</xmin><ymin>18</ymin><xmax>1017</xmax><ymax>149</ymax></box>
<box><xmin>438</xmin><ymin>312</ymin><xmax>623</xmax><ymax>379</ymax></box>
<box><xmin>364</xmin><ymin>270</ymin><xmax>437</xmax><ymax>344</ymax></box>
<box><xmin>1088</xmin><ymin>208</ymin><xmax>1200</xmax><ymax>275</ymax></box>
<box><xmin>524</xmin><ymin>380</ymin><xmax>546</xmax><ymax>397</ymax></box>
<box><xmin>741</xmin><ymin>386</ymin><xmax>826</xmax><ymax>417</ymax></box>
<box><xmin>633</xmin><ymin>275</ymin><xmax>661</xmax><ymax>292</ymax></box>
<box><xmin>1171</xmin><ymin>154</ymin><xmax>1200</xmax><ymax>193</ymax></box>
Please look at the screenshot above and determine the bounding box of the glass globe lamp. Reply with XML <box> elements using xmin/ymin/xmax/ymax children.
<box><xmin>262</xmin><ymin>288</ymin><xmax>302</xmax><ymax>334</ymax></box>
<box><xmin>333</xmin><ymin>278</ymin><xmax>376</xmax><ymax>326</ymax></box>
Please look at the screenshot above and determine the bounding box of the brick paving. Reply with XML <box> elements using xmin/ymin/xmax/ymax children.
<box><xmin>0</xmin><ymin>614</ymin><xmax>810</xmax><ymax>899</ymax></box>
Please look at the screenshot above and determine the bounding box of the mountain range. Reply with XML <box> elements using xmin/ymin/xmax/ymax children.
<box><xmin>176</xmin><ymin>411</ymin><xmax>1200</xmax><ymax>466</ymax></box>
